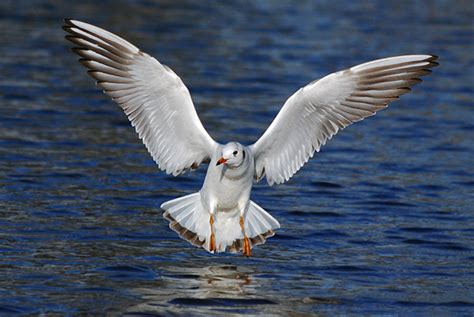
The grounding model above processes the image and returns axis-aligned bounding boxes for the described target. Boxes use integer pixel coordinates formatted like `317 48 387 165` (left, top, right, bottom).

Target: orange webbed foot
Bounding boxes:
243 235 251 257
209 232 216 253
240 215 251 257
209 214 216 253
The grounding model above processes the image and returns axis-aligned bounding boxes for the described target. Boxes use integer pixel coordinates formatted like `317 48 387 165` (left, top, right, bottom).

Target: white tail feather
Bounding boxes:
246 201 280 238
162 193 280 253
161 193 209 249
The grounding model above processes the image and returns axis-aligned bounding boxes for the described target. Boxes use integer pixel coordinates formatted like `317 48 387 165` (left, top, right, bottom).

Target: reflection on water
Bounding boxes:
0 0 473 315
129 265 267 315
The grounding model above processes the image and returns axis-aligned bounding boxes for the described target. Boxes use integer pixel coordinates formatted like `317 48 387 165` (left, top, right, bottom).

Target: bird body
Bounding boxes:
162 142 279 254
64 19 437 256
202 143 254 214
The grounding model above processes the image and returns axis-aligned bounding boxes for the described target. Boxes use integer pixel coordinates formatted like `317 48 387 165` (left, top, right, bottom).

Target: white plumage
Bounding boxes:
64 19 438 256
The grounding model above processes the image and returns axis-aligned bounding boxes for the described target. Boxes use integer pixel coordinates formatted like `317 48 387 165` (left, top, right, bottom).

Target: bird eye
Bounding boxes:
233 151 238 156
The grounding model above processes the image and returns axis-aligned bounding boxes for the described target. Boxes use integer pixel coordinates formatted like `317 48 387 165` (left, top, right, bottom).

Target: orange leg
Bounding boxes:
209 214 216 253
240 216 251 257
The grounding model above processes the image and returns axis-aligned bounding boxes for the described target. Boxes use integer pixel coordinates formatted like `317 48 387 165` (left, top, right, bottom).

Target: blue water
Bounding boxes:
1 0 473 315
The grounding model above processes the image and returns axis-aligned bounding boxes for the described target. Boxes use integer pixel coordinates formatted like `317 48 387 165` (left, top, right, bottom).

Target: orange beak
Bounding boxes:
216 157 227 166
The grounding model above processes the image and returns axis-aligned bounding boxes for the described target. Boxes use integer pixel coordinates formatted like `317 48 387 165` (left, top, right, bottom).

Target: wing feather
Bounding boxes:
64 19 218 175
250 55 438 185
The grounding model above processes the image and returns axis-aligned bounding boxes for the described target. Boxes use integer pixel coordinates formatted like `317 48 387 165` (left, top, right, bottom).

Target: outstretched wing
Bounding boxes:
250 55 438 185
63 19 218 175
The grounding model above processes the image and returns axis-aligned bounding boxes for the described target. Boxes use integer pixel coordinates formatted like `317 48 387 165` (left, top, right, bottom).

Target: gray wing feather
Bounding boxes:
250 55 438 185
64 19 218 176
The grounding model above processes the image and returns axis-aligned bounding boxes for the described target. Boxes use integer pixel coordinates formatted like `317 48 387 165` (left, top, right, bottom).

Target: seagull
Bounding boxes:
63 19 438 257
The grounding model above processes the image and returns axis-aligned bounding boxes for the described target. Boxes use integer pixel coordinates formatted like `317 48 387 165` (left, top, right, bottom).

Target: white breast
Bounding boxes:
200 148 254 212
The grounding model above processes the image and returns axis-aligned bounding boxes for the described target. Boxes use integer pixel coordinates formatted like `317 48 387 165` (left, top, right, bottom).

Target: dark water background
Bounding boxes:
1 0 473 315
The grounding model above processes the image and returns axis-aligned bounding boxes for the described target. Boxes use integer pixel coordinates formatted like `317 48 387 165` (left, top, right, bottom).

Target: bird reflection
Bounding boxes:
165 264 257 297
198 265 253 296
127 264 262 314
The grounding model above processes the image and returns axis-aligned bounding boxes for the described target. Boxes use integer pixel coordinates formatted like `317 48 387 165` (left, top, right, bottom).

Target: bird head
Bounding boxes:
216 142 246 168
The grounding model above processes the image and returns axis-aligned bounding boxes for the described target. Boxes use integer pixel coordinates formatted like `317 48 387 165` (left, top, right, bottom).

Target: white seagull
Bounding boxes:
63 19 438 256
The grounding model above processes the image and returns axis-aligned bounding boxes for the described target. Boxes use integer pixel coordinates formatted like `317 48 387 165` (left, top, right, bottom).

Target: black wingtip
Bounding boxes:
64 35 76 42
63 19 74 38
63 18 73 26
426 55 439 64
71 47 86 54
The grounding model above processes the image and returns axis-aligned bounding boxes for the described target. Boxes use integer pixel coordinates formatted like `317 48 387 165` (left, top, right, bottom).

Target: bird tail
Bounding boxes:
162 193 280 253
225 200 280 253
162 192 210 250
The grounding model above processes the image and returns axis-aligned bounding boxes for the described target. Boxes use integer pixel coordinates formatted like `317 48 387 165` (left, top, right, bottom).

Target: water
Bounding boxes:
1 0 473 315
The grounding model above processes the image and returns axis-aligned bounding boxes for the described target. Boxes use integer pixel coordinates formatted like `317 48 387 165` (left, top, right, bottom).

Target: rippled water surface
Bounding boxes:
1 0 473 315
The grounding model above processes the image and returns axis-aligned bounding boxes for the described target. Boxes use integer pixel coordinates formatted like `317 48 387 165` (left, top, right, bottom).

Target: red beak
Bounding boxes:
216 157 227 166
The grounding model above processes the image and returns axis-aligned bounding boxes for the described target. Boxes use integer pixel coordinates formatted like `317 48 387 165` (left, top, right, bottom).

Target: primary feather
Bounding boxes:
250 55 438 185
63 19 218 176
